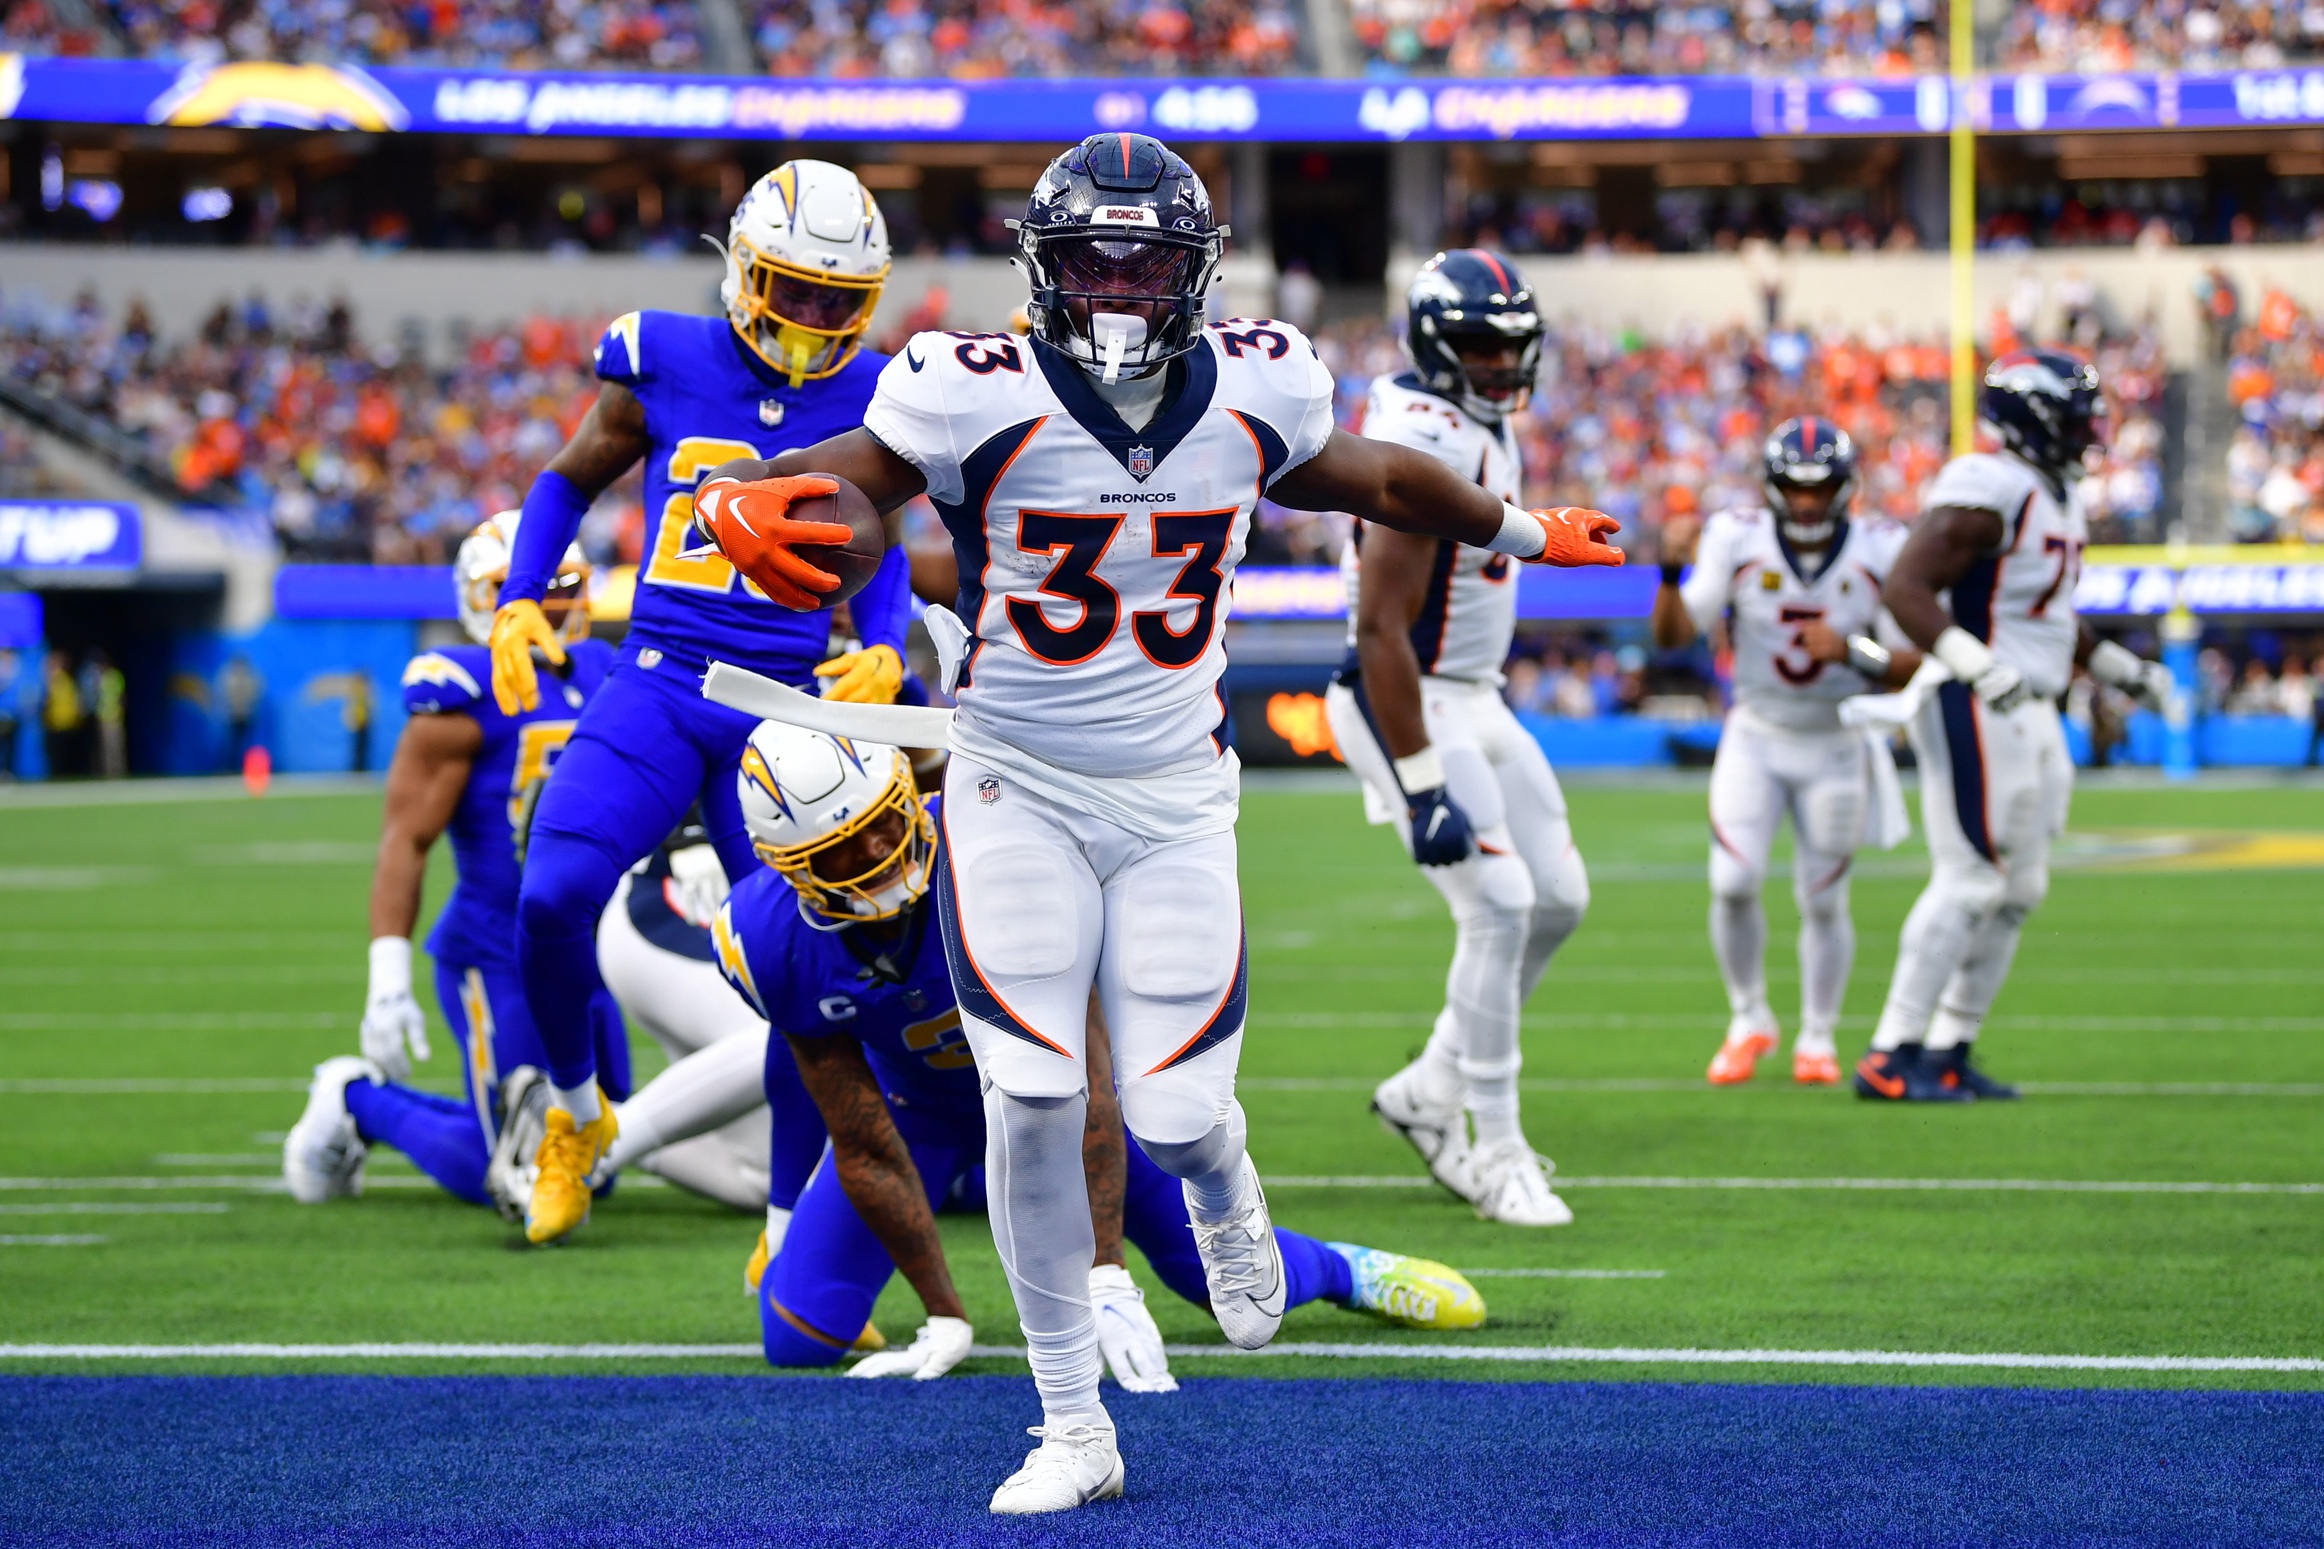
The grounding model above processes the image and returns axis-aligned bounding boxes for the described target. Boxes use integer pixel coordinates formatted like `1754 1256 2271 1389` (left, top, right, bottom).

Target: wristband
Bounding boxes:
1845 634 1892 681
2086 639 2146 689
1484 502 1547 560
367 935 412 1000
1930 625 1997 684
1392 746 1447 795
1660 562 1685 586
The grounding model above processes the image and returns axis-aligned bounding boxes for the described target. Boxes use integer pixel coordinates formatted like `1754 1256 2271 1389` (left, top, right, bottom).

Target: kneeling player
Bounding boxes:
717 722 1484 1395
1649 418 1917 1085
284 514 629 1204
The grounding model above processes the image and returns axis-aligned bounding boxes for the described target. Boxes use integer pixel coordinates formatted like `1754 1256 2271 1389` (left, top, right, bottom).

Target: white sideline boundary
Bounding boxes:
1263 1175 2324 1195
0 1341 2316 1374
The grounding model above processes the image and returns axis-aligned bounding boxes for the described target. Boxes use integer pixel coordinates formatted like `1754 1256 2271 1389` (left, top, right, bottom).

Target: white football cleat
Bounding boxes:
1185 1154 1287 1350
989 1420 1125 1515
485 1065 550 1222
283 1056 378 1205
1371 1059 1477 1201
1469 1139 1574 1227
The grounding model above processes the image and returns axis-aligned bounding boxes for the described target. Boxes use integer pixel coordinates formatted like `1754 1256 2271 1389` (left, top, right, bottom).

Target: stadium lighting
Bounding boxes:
66 179 122 222
182 187 233 223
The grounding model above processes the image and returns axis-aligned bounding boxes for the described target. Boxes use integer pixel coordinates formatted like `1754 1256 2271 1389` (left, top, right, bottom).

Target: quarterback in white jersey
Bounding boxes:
687 133 1621 1514
1651 417 1917 1087
1856 352 2172 1103
1324 249 1591 1227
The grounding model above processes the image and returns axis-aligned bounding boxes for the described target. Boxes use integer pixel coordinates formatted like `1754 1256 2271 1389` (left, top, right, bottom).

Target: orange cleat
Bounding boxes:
1706 1030 1775 1085
1793 1047 1842 1085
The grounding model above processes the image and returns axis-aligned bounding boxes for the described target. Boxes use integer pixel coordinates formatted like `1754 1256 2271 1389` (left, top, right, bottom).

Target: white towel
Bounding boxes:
922 604 972 698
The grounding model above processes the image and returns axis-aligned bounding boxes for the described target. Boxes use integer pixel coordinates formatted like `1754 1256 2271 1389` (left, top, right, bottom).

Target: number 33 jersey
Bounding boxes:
1682 507 1908 733
865 323 1336 808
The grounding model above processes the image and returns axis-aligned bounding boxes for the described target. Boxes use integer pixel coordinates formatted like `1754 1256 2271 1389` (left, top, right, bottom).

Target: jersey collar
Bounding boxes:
725 325 803 394
838 898 931 987
1772 512 1848 587
1033 337 1218 484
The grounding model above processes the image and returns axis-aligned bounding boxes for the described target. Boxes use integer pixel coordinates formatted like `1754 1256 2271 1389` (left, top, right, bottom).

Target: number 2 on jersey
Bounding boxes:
643 436 768 597
1007 508 1237 670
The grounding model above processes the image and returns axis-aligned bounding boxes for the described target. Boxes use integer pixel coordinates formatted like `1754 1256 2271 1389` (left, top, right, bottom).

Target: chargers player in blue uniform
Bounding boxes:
715 720 1486 1397
486 161 913 1244
283 513 628 1205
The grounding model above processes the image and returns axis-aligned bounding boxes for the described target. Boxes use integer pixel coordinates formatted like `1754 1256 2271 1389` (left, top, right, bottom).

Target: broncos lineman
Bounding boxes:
1857 352 2172 1101
1650 418 1917 1087
1326 250 1591 1226
284 514 625 1205
693 132 1619 1512
719 721 1483 1385
487 161 913 1245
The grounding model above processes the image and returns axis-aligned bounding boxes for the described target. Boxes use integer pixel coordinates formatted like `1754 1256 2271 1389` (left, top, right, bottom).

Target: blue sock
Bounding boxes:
1277 1228 1355 1309
344 1080 491 1206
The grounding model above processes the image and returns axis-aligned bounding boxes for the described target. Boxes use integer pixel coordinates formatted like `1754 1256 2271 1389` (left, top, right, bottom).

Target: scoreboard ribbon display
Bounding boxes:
11 54 2324 142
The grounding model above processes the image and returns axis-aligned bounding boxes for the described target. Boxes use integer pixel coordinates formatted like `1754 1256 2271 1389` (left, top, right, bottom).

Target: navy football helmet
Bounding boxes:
1980 349 2105 487
1761 415 1857 548
1404 248 1544 423
1011 133 1225 382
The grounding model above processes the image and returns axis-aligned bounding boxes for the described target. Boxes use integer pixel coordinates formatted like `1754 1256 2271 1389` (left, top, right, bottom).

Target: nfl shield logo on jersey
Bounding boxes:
977 776 1002 805
759 398 785 428
1127 445 1154 480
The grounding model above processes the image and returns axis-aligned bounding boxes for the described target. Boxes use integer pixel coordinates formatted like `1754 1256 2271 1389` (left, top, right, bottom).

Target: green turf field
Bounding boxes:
0 774 2319 1388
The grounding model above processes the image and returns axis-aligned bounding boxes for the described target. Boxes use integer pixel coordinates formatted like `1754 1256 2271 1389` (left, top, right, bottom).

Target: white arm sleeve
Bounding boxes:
1678 516 1735 635
860 337 963 506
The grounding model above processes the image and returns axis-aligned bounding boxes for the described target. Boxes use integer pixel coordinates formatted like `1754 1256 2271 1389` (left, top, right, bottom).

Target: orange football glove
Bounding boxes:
1525 507 1625 568
693 475 855 612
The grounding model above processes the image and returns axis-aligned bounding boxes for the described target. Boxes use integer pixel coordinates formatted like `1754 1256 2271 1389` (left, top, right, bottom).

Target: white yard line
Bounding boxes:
0 1203 228 1215
1457 1268 1668 1279
1262 1175 2324 1195
1239 1076 2324 1097
0 1341 2314 1374
0 1235 104 1246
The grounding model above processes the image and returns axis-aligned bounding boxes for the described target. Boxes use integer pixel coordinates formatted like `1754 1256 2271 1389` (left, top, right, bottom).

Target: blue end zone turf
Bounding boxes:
3 1375 2319 1547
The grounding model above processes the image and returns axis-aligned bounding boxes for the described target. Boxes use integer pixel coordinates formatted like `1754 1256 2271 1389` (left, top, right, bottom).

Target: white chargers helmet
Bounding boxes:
454 510 591 646
716 160 891 389
737 720 933 927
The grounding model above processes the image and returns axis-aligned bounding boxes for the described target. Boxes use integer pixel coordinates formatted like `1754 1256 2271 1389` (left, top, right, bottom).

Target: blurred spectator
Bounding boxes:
43 650 84 777
1275 262 1323 335
2223 297 2324 543
0 647 19 780
1997 0 2324 70
90 0 702 70
750 0 1297 75
1353 0 1940 74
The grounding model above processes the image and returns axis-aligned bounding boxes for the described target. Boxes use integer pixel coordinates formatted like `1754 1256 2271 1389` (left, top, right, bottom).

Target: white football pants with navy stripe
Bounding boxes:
1707 707 1870 1048
1874 689 2071 1051
1326 676 1589 1133
935 754 1250 1422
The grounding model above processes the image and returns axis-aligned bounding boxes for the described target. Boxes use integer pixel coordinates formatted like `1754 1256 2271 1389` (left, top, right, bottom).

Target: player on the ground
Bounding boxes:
284 514 626 1205
719 721 1484 1389
1649 418 1920 1087
692 132 1618 1512
486 161 912 1245
1856 352 2172 1101
1323 250 1590 1225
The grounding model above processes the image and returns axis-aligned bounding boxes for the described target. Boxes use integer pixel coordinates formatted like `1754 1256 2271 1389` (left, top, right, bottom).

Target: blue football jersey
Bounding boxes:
712 799 977 1131
591 309 906 680
403 639 616 968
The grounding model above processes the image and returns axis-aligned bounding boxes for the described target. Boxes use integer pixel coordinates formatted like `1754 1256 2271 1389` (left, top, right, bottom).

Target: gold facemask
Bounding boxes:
752 751 934 922
729 232 888 389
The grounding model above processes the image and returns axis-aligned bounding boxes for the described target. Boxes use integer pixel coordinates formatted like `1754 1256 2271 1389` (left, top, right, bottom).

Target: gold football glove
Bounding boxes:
488 599 566 715
813 643 903 705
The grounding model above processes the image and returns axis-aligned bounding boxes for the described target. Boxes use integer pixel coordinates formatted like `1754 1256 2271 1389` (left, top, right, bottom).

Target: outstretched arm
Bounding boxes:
786 1031 966 1322
1269 428 1622 567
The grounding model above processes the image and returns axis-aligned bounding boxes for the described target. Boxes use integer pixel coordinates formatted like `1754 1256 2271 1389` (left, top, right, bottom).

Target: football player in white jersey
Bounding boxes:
1856 351 2172 1102
1324 250 1592 1226
686 132 1621 1514
1650 417 1919 1087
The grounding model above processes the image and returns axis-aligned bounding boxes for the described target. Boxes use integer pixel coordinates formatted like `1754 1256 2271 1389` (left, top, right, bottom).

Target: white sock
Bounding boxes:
1872 881 1986 1051
765 1203 792 1255
1795 867 1855 1049
551 1081 602 1125
1412 1009 1464 1110
1928 905 2027 1051
982 1085 1104 1424
1710 890 1771 1030
602 1029 767 1171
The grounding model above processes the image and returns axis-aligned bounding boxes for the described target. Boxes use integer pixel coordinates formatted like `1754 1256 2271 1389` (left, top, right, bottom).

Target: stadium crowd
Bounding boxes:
1351 0 1943 76
2224 288 2324 543
750 0 1301 76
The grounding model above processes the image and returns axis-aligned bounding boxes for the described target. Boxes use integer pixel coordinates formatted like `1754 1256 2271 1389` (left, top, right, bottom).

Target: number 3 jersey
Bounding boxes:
590 308 907 679
863 323 1336 836
400 637 615 968
1681 507 1907 733
1921 451 2088 698
1337 371 1522 686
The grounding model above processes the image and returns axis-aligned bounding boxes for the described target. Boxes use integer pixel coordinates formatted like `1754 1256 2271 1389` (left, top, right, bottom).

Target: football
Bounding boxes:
780 473 886 610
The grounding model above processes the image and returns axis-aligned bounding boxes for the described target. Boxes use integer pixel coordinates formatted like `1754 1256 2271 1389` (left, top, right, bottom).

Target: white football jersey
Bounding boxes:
1683 506 1909 732
1338 373 1521 686
863 321 1335 831
1922 451 2087 698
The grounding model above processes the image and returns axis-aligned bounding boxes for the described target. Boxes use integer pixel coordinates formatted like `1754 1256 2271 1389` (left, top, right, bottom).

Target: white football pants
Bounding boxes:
1326 676 1589 1142
595 875 771 1211
937 754 1250 1425
1873 687 2072 1051
1707 706 1870 1050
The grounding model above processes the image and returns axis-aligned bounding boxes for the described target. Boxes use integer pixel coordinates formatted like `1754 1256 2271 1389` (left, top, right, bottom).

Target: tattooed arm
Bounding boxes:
785 1032 966 1321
